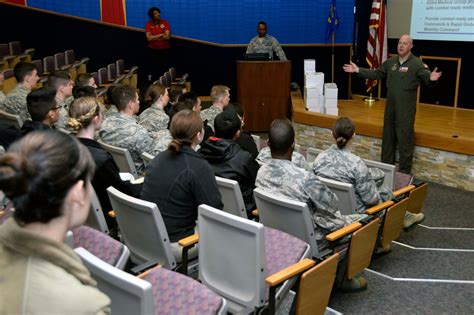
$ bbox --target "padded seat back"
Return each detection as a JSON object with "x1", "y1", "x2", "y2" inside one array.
[
  {"x1": 317, "y1": 176, "x2": 358, "y2": 215},
  {"x1": 106, "y1": 187, "x2": 176, "y2": 268}
]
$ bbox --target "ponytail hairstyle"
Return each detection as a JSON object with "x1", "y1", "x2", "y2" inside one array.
[
  {"x1": 168, "y1": 109, "x2": 203, "y2": 154},
  {"x1": 0, "y1": 130, "x2": 95, "y2": 224},
  {"x1": 332, "y1": 117, "x2": 355, "y2": 149},
  {"x1": 67, "y1": 97, "x2": 101, "y2": 134}
]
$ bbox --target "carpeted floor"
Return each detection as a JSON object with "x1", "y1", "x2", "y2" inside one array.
[{"x1": 328, "y1": 181, "x2": 474, "y2": 314}]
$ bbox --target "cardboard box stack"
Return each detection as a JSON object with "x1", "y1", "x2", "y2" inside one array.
[
  {"x1": 302, "y1": 59, "x2": 339, "y2": 115},
  {"x1": 303, "y1": 59, "x2": 325, "y2": 113},
  {"x1": 324, "y1": 83, "x2": 338, "y2": 116}
]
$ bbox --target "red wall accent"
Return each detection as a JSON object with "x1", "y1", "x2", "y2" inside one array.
[
  {"x1": 101, "y1": 0, "x2": 126, "y2": 26},
  {"x1": 5, "y1": 0, "x2": 26, "y2": 5}
]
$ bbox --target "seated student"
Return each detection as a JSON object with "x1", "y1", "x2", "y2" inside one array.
[
  {"x1": 313, "y1": 117, "x2": 424, "y2": 228},
  {"x1": 200, "y1": 85, "x2": 230, "y2": 132},
  {"x1": 75, "y1": 73, "x2": 98, "y2": 88},
  {"x1": 99, "y1": 85, "x2": 162, "y2": 173},
  {"x1": 224, "y1": 102, "x2": 259, "y2": 159},
  {"x1": 73, "y1": 85, "x2": 97, "y2": 99},
  {"x1": 256, "y1": 118, "x2": 367, "y2": 290},
  {"x1": 141, "y1": 110, "x2": 223, "y2": 261},
  {"x1": 138, "y1": 83, "x2": 170, "y2": 133},
  {"x1": 46, "y1": 71, "x2": 74, "y2": 129},
  {"x1": 68, "y1": 96, "x2": 141, "y2": 232},
  {"x1": 1, "y1": 62, "x2": 39, "y2": 122},
  {"x1": 154, "y1": 97, "x2": 205, "y2": 154},
  {"x1": 256, "y1": 119, "x2": 365, "y2": 244},
  {"x1": 199, "y1": 110, "x2": 260, "y2": 216},
  {"x1": 103, "y1": 84, "x2": 119, "y2": 119},
  {"x1": 257, "y1": 144, "x2": 308, "y2": 170},
  {"x1": 21, "y1": 87, "x2": 59, "y2": 136},
  {"x1": 179, "y1": 91, "x2": 215, "y2": 138},
  {"x1": 0, "y1": 130, "x2": 110, "y2": 314},
  {"x1": 164, "y1": 83, "x2": 186, "y2": 116}
]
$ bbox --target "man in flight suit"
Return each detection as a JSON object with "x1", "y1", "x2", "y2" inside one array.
[{"x1": 343, "y1": 34, "x2": 442, "y2": 174}]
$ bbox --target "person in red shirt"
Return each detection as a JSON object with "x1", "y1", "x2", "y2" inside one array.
[{"x1": 145, "y1": 7, "x2": 171, "y2": 81}]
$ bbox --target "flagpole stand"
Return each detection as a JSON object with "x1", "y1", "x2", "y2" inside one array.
[{"x1": 363, "y1": 91, "x2": 379, "y2": 105}]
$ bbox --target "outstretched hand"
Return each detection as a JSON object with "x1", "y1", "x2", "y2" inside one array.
[
  {"x1": 343, "y1": 61, "x2": 359, "y2": 73},
  {"x1": 430, "y1": 67, "x2": 442, "y2": 81}
]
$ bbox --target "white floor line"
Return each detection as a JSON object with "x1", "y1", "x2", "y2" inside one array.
[
  {"x1": 419, "y1": 224, "x2": 474, "y2": 231},
  {"x1": 392, "y1": 241, "x2": 474, "y2": 253},
  {"x1": 365, "y1": 268, "x2": 474, "y2": 284}
]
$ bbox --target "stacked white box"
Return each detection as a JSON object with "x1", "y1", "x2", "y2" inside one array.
[
  {"x1": 304, "y1": 59, "x2": 316, "y2": 73},
  {"x1": 324, "y1": 83, "x2": 338, "y2": 116},
  {"x1": 304, "y1": 72, "x2": 324, "y2": 88}
]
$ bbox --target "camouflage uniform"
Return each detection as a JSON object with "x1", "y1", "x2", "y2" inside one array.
[
  {"x1": 2, "y1": 84, "x2": 31, "y2": 122},
  {"x1": 104, "y1": 105, "x2": 119, "y2": 119},
  {"x1": 54, "y1": 97, "x2": 73, "y2": 130},
  {"x1": 246, "y1": 35, "x2": 287, "y2": 61},
  {"x1": 256, "y1": 158, "x2": 364, "y2": 244},
  {"x1": 0, "y1": 91, "x2": 5, "y2": 107},
  {"x1": 138, "y1": 106, "x2": 169, "y2": 133},
  {"x1": 257, "y1": 146, "x2": 309, "y2": 170},
  {"x1": 313, "y1": 144, "x2": 393, "y2": 213},
  {"x1": 99, "y1": 113, "x2": 161, "y2": 173},
  {"x1": 200, "y1": 105, "x2": 222, "y2": 132},
  {"x1": 152, "y1": 129, "x2": 173, "y2": 154}
]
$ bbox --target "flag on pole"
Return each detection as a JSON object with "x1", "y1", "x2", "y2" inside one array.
[
  {"x1": 326, "y1": 0, "x2": 340, "y2": 40},
  {"x1": 366, "y1": 0, "x2": 387, "y2": 92}
]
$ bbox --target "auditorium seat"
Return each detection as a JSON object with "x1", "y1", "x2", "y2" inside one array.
[
  {"x1": 198, "y1": 204, "x2": 313, "y2": 314},
  {"x1": 9, "y1": 41, "x2": 34, "y2": 62},
  {"x1": 70, "y1": 225, "x2": 130, "y2": 270},
  {"x1": 116, "y1": 59, "x2": 138, "y2": 88},
  {"x1": 97, "y1": 67, "x2": 108, "y2": 86},
  {"x1": 75, "y1": 248, "x2": 228, "y2": 315},
  {"x1": 64, "y1": 49, "x2": 89, "y2": 75},
  {"x1": 43, "y1": 56, "x2": 55, "y2": 75},
  {"x1": 293, "y1": 252, "x2": 339, "y2": 315},
  {"x1": 0, "y1": 43, "x2": 21, "y2": 69},
  {"x1": 306, "y1": 147, "x2": 323, "y2": 163},
  {"x1": 254, "y1": 188, "x2": 381, "y2": 290},
  {"x1": 106, "y1": 187, "x2": 198, "y2": 275},
  {"x1": 364, "y1": 159, "x2": 396, "y2": 191},
  {"x1": 215, "y1": 176, "x2": 248, "y2": 219},
  {"x1": 316, "y1": 176, "x2": 359, "y2": 215},
  {"x1": 85, "y1": 187, "x2": 110, "y2": 235},
  {"x1": 251, "y1": 134, "x2": 262, "y2": 151},
  {"x1": 0, "y1": 69, "x2": 17, "y2": 94},
  {"x1": 107, "y1": 63, "x2": 125, "y2": 84},
  {"x1": 97, "y1": 140, "x2": 139, "y2": 179},
  {"x1": 54, "y1": 52, "x2": 75, "y2": 79},
  {"x1": 141, "y1": 152, "x2": 155, "y2": 168},
  {"x1": 30, "y1": 59, "x2": 48, "y2": 85},
  {"x1": 0, "y1": 109, "x2": 22, "y2": 129}
]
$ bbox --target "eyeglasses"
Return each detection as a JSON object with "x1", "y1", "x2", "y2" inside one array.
[{"x1": 52, "y1": 106, "x2": 62, "y2": 111}]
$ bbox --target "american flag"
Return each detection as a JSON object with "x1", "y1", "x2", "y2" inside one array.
[{"x1": 366, "y1": 0, "x2": 387, "y2": 92}]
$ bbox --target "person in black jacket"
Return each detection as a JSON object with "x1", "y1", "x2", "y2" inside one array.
[
  {"x1": 68, "y1": 96, "x2": 141, "y2": 232},
  {"x1": 141, "y1": 109, "x2": 223, "y2": 261},
  {"x1": 199, "y1": 109, "x2": 259, "y2": 217},
  {"x1": 224, "y1": 102, "x2": 259, "y2": 159}
]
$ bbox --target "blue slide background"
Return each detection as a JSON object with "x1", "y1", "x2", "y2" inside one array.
[{"x1": 27, "y1": 0, "x2": 355, "y2": 44}]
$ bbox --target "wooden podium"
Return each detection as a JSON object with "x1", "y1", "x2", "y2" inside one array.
[{"x1": 236, "y1": 60, "x2": 291, "y2": 132}]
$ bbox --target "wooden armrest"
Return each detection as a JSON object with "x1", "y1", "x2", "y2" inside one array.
[
  {"x1": 107, "y1": 210, "x2": 116, "y2": 218},
  {"x1": 265, "y1": 258, "x2": 315, "y2": 287},
  {"x1": 325, "y1": 222, "x2": 363, "y2": 242},
  {"x1": 393, "y1": 185, "x2": 416, "y2": 197},
  {"x1": 252, "y1": 209, "x2": 259, "y2": 217},
  {"x1": 178, "y1": 233, "x2": 199, "y2": 247},
  {"x1": 365, "y1": 200, "x2": 394, "y2": 215},
  {"x1": 137, "y1": 264, "x2": 162, "y2": 280}
]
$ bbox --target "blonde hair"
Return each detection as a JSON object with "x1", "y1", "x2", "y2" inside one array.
[
  {"x1": 67, "y1": 97, "x2": 101, "y2": 133},
  {"x1": 210, "y1": 85, "x2": 230, "y2": 102}
]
